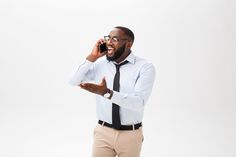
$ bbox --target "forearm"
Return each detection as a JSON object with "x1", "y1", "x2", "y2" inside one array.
[
  {"x1": 68, "y1": 59, "x2": 94, "y2": 86},
  {"x1": 86, "y1": 54, "x2": 98, "y2": 62},
  {"x1": 69, "y1": 39, "x2": 106, "y2": 86},
  {"x1": 110, "y1": 91, "x2": 147, "y2": 113}
]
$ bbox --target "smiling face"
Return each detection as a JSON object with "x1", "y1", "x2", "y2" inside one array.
[{"x1": 105, "y1": 28, "x2": 132, "y2": 63}]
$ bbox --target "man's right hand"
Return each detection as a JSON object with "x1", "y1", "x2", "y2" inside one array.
[{"x1": 86, "y1": 39, "x2": 106, "y2": 62}]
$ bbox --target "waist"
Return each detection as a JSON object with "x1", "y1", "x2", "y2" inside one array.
[{"x1": 98, "y1": 120, "x2": 142, "y2": 131}]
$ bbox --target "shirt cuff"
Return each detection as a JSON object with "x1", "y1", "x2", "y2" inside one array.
[{"x1": 110, "y1": 91, "x2": 128, "y2": 107}]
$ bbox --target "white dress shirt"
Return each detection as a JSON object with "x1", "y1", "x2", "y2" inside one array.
[{"x1": 69, "y1": 52, "x2": 155, "y2": 125}]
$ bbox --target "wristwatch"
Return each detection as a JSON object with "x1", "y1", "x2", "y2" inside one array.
[{"x1": 103, "y1": 89, "x2": 112, "y2": 99}]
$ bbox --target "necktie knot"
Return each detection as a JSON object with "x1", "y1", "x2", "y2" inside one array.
[
  {"x1": 115, "y1": 60, "x2": 129, "y2": 71},
  {"x1": 115, "y1": 64, "x2": 120, "y2": 71}
]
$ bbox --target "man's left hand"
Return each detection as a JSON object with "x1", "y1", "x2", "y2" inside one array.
[{"x1": 79, "y1": 77, "x2": 108, "y2": 96}]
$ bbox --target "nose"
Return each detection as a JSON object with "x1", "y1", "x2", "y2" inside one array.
[{"x1": 106, "y1": 38, "x2": 113, "y2": 45}]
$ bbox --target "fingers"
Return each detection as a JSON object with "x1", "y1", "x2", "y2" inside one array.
[
  {"x1": 97, "y1": 38, "x2": 106, "y2": 47},
  {"x1": 80, "y1": 83, "x2": 98, "y2": 92},
  {"x1": 79, "y1": 77, "x2": 107, "y2": 96},
  {"x1": 80, "y1": 83, "x2": 92, "y2": 89},
  {"x1": 99, "y1": 38, "x2": 105, "y2": 44}
]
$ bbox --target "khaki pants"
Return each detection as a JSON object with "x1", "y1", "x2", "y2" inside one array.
[{"x1": 92, "y1": 124, "x2": 144, "y2": 157}]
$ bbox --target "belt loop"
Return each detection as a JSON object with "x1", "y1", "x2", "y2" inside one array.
[
  {"x1": 102, "y1": 121, "x2": 105, "y2": 126},
  {"x1": 132, "y1": 124, "x2": 135, "y2": 131}
]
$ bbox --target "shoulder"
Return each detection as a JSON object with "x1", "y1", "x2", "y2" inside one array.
[
  {"x1": 134, "y1": 55, "x2": 155, "y2": 71},
  {"x1": 93, "y1": 57, "x2": 109, "y2": 67}
]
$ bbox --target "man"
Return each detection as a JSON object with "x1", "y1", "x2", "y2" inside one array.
[{"x1": 69, "y1": 26, "x2": 155, "y2": 157}]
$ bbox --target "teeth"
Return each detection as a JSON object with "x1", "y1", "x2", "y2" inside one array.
[{"x1": 107, "y1": 48, "x2": 113, "y2": 54}]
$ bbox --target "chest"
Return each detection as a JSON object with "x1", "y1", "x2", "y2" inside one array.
[{"x1": 95, "y1": 65, "x2": 140, "y2": 91}]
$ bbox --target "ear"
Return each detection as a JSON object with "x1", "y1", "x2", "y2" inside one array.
[{"x1": 126, "y1": 41, "x2": 133, "y2": 48}]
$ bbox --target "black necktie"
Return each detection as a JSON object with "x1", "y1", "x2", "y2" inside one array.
[{"x1": 112, "y1": 60, "x2": 129, "y2": 129}]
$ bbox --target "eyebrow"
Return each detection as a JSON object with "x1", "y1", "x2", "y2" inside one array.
[{"x1": 108, "y1": 35, "x2": 120, "y2": 38}]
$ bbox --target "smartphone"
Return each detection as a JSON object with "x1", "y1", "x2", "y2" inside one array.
[{"x1": 99, "y1": 43, "x2": 107, "y2": 53}]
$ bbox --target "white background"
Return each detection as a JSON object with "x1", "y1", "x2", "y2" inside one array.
[{"x1": 0, "y1": 0, "x2": 236, "y2": 156}]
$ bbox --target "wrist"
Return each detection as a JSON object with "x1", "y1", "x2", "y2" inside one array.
[
  {"x1": 86, "y1": 54, "x2": 97, "y2": 62},
  {"x1": 103, "y1": 88, "x2": 113, "y2": 99}
]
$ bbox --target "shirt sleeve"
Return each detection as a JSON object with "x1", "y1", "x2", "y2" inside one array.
[
  {"x1": 68, "y1": 59, "x2": 95, "y2": 86},
  {"x1": 110, "y1": 63, "x2": 156, "y2": 113}
]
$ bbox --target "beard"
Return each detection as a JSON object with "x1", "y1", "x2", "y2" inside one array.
[{"x1": 106, "y1": 43, "x2": 126, "y2": 61}]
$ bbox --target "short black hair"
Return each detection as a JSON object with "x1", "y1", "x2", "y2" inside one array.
[{"x1": 114, "y1": 26, "x2": 135, "y2": 42}]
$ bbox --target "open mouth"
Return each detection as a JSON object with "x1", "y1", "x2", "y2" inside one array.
[{"x1": 107, "y1": 47, "x2": 114, "y2": 55}]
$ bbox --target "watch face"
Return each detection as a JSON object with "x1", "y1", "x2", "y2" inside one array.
[{"x1": 104, "y1": 92, "x2": 110, "y2": 98}]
